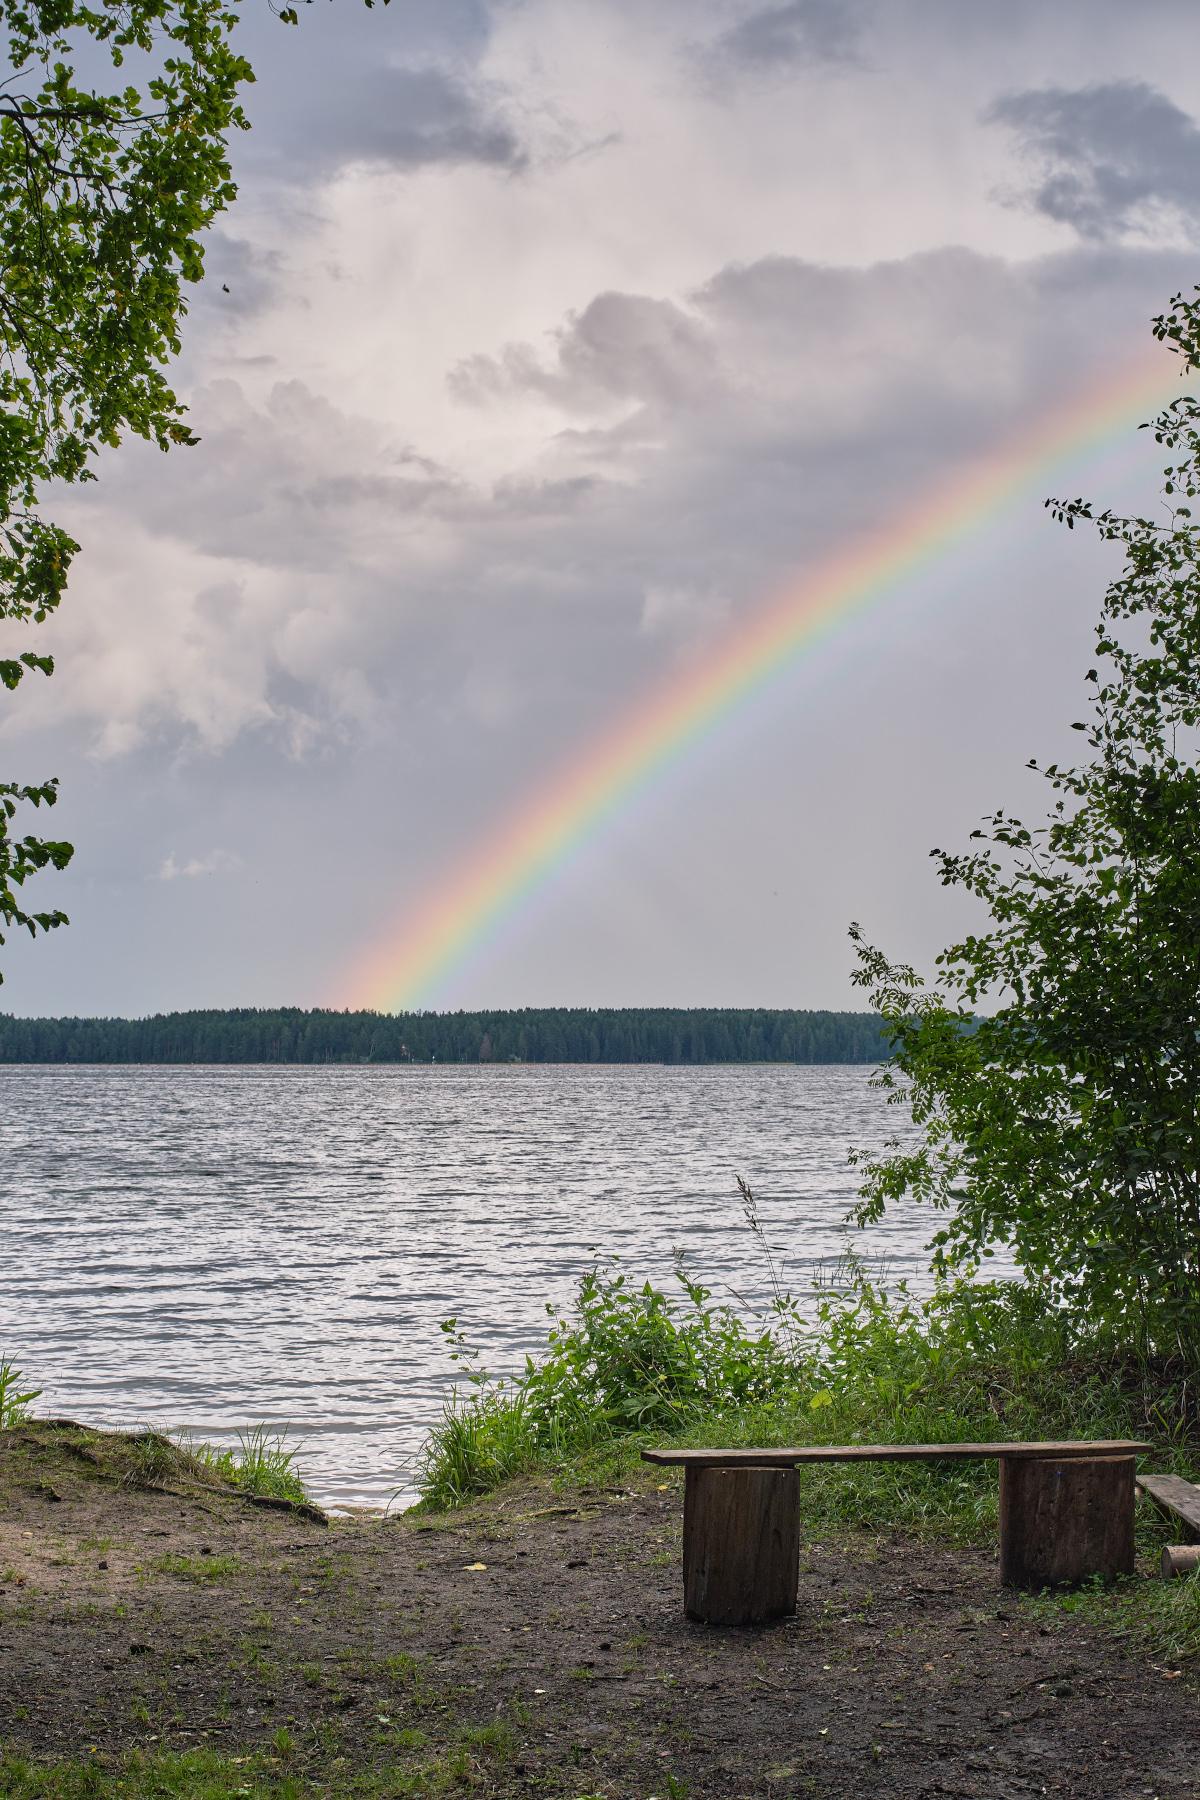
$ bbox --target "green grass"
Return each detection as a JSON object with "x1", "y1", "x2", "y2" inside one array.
[
  {"x1": 418, "y1": 1258, "x2": 1199, "y2": 1530},
  {"x1": 0, "y1": 1416, "x2": 311, "y2": 1516},
  {"x1": 0, "y1": 1748, "x2": 310, "y2": 1799},
  {"x1": 151, "y1": 1553, "x2": 243, "y2": 1585},
  {"x1": 0, "y1": 1718, "x2": 528, "y2": 1800},
  {"x1": 108, "y1": 1428, "x2": 308, "y2": 1506},
  {"x1": 189, "y1": 1427, "x2": 308, "y2": 1504},
  {"x1": 1032, "y1": 1565, "x2": 1200, "y2": 1665},
  {"x1": 121, "y1": 1432, "x2": 187, "y2": 1489},
  {"x1": 0, "y1": 1357, "x2": 41, "y2": 1429},
  {"x1": 0, "y1": 1716, "x2": 524, "y2": 1796}
]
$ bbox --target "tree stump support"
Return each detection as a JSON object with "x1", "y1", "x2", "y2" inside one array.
[
  {"x1": 683, "y1": 1465, "x2": 799, "y2": 1625},
  {"x1": 999, "y1": 1454, "x2": 1135, "y2": 1589},
  {"x1": 1161, "y1": 1544, "x2": 1200, "y2": 1579}
]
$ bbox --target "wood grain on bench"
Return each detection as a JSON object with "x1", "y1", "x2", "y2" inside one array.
[
  {"x1": 642, "y1": 1440, "x2": 1150, "y2": 1467},
  {"x1": 1138, "y1": 1472, "x2": 1200, "y2": 1542}
]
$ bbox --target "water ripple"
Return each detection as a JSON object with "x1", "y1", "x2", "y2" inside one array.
[{"x1": 0, "y1": 1064, "x2": 935, "y2": 1507}]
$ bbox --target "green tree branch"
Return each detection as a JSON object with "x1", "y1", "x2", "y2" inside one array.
[
  {"x1": 851, "y1": 288, "x2": 1200, "y2": 1361},
  {"x1": 0, "y1": 0, "x2": 386, "y2": 982}
]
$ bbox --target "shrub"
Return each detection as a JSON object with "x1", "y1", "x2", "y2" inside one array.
[{"x1": 417, "y1": 1226, "x2": 1198, "y2": 1524}]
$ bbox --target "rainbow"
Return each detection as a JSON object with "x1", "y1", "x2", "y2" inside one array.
[{"x1": 345, "y1": 352, "x2": 1176, "y2": 1011}]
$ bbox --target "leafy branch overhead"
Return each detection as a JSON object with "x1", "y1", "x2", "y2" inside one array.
[
  {"x1": 0, "y1": 0, "x2": 388, "y2": 981},
  {"x1": 851, "y1": 286, "x2": 1200, "y2": 1359},
  {"x1": 0, "y1": 0, "x2": 257, "y2": 971}
]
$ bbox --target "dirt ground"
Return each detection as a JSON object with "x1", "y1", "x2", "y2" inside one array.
[{"x1": 1, "y1": 1425, "x2": 1198, "y2": 1799}]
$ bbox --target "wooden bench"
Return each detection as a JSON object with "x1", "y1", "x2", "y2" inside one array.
[
  {"x1": 643, "y1": 1440, "x2": 1150, "y2": 1624},
  {"x1": 1137, "y1": 1472, "x2": 1200, "y2": 1578}
]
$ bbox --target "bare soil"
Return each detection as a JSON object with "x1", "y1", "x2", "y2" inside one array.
[{"x1": 1, "y1": 1425, "x2": 1198, "y2": 1798}]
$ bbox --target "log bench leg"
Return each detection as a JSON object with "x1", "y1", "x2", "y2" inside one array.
[
  {"x1": 999, "y1": 1455, "x2": 1135, "y2": 1589},
  {"x1": 683, "y1": 1464, "x2": 799, "y2": 1625}
]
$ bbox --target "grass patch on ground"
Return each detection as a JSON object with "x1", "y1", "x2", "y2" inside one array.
[
  {"x1": 1030, "y1": 1566, "x2": 1200, "y2": 1666},
  {"x1": 151, "y1": 1552, "x2": 243, "y2": 1584},
  {"x1": 0, "y1": 1722, "x2": 523, "y2": 1799},
  {"x1": 0, "y1": 1748, "x2": 309, "y2": 1800},
  {"x1": 189, "y1": 1427, "x2": 308, "y2": 1505}
]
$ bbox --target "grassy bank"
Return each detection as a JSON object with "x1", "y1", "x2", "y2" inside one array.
[{"x1": 0, "y1": 1362, "x2": 311, "y2": 1513}]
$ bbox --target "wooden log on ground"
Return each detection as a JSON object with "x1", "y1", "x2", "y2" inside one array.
[
  {"x1": 1161, "y1": 1544, "x2": 1200, "y2": 1579},
  {"x1": 999, "y1": 1455, "x2": 1135, "y2": 1590},
  {"x1": 683, "y1": 1465, "x2": 799, "y2": 1625}
]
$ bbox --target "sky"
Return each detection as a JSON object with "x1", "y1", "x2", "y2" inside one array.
[{"x1": 3, "y1": 0, "x2": 1200, "y2": 1015}]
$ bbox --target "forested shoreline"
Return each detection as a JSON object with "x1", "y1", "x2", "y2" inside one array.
[{"x1": 0, "y1": 1006, "x2": 888, "y2": 1065}]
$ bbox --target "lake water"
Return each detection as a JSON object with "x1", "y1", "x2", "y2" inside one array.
[{"x1": 0, "y1": 1064, "x2": 937, "y2": 1509}]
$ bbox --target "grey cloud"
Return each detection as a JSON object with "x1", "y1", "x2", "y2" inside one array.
[
  {"x1": 119, "y1": 379, "x2": 462, "y2": 573},
  {"x1": 701, "y1": 0, "x2": 863, "y2": 75},
  {"x1": 489, "y1": 474, "x2": 606, "y2": 516},
  {"x1": 458, "y1": 244, "x2": 1197, "y2": 497},
  {"x1": 196, "y1": 232, "x2": 285, "y2": 319},
  {"x1": 450, "y1": 292, "x2": 717, "y2": 414},
  {"x1": 228, "y1": 1, "x2": 523, "y2": 180},
  {"x1": 302, "y1": 66, "x2": 527, "y2": 174},
  {"x1": 235, "y1": 0, "x2": 495, "y2": 76},
  {"x1": 451, "y1": 246, "x2": 1091, "y2": 455},
  {"x1": 21, "y1": 241, "x2": 1188, "y2": 783},
  {"x1": 159, "y1": 849, "x2": 241, "y2": 881},
  {"x1": 989, "y1": 81, "x2": 1200, "y2": 241}
]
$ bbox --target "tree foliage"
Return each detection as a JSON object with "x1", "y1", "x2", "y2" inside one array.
[
  {"x1": 850, "y1": 287, "x2": 1200, "y2": 1358},
  {"x1": 0, "y1": 0, "x2": 260, "y2": 978}
]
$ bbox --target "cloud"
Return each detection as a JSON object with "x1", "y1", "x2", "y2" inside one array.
[
  {"x1": 225, "y1": 0, "x2": 526, "y2": 184},
  {"x1": 451, "y1": 245, "x2": 1118, "y2": 454},
  {"x1": 988, "y1": 81, "x2": 1200, "y2": 241},
  {"x1": 332, "y1": 67, "x2": 526, "y2": 173},
  {"x1": 640, "y1": 584, "x2": 731, "y2": 642},
  {"x1": 194, "y1": 232, "x2": 286, "y2": 320},
  {"x1": 7, "y1": 239, "x2": 1180, "y2": 801},
  {"x1": 279, "y1": 66, "x2": 527, "y2": 175},
  {"x1": 449, "y1": 291, "x2": 717, "y2": 415},
  {"x1": 159, "y1": 849, "x2": 241, "y2": 881},
  {"x1": 700, "y1": 0, "x2": 863, "y2": 77},
  {"x1": 105, "y1": 378, "x2": 461, "y2": 574}
]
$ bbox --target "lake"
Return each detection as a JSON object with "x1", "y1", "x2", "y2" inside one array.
[{"x1": 0, "y1": 1063, "x2": 936, "y2": 1509}]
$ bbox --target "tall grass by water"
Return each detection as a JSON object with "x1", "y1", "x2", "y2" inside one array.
[
  {"x1": 110, "y1": 1424, "x2": 308, "y2": 1503},
  {"x1": 189, "y1": 1425, "x2": 309, "y2": 1504},
  {"x1": 0, "y1": 1378, "x2": 308, "y2": 1506},
  {"x1": 0, "y1": 1355, "x2": 40, "y2": 1428},
  {"x1": 417, "y1": 1184, "x2": 1200, "y2": 1537}
]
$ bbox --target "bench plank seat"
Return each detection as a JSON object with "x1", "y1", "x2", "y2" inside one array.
[
  {"x1": 1138, "y1": 1473, "x2": 1200, "y2": 1542},
  {"x1": 643, "y1": 1439, "x2": 1149, "y2": 1468}
]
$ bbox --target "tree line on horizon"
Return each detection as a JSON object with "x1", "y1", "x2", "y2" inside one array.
[{"x1": 0, "y1": 1007, "x2": 890, "y2": 1066}]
